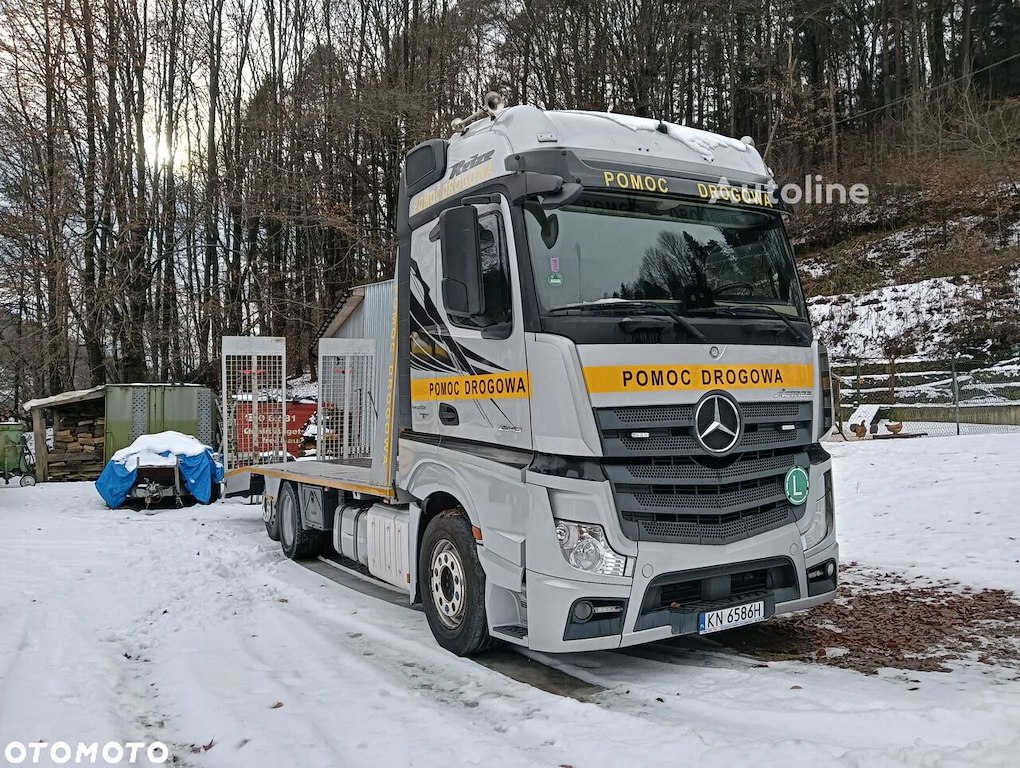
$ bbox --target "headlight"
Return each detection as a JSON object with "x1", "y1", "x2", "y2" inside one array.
[
  {"x1": 553, "y1": 520, "x2": 628, "y2": 577},
  {"x1": 802, "y1": 470, "x2": 835, "y2": 551}
]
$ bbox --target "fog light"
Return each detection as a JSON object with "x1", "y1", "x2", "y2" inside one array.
[
  {"x1": 807, "y1": 559, "x2": 838, "y2": 597},
  {"x1": 808, "y1": 560, "x2": 837, "y2": 583},
  {"x1": 573, "y1": 600, "x2": 594, "y2": 623}
]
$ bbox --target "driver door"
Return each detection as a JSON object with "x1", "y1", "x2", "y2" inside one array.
[{"x1": 432, "y1": 198, "x2": 532, "y2": 452}]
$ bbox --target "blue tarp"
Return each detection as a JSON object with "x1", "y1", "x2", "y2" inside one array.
[{"x1": 96, "y1": 448, "x2": 223, "y2": 508}]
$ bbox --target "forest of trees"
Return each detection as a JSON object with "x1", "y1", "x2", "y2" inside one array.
[{"x1": 0, "y1": 0, "x2": 1017, "y2": 405}]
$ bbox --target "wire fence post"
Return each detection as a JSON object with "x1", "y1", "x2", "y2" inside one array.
[
  {"x1": 855, "y1": 358, "x2": 862, "y2": 408},
  {"x1": 951, "y1": 358, "x2": 961, "y2": 436},
  {"x1": 888, "y1": 357, "x2": 896, "y2": 406}
]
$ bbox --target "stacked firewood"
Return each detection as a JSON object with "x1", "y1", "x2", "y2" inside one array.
[{"x1": 47, "y1": 417, "x2": 106, "y2": 481}]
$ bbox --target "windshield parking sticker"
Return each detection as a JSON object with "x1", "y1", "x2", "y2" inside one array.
[
  {"x1": 583, "y1": 364, "x2": 814, "y2": 393},
  {"x1": 547, "y1": 255, "x2": 562, "y2": 286}
]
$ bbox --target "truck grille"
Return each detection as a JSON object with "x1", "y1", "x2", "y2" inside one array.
[
  {"x1": 596, "y1": 401, "x2": 813, "y2": 544},
  {"x1": 624, "y1": 502, "x2": 794, "y2": 543},
  {"x1": 597, "y1": 401, "x2": 812, "y2": 458}
]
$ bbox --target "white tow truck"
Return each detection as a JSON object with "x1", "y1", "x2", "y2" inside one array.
[{"x1": 224, "y1": 94, "x2": 839, "y2": 656}]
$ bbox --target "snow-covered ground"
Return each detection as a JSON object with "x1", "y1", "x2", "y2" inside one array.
[
  {"x1": 828, "y1": 433, "x2": 1020, "y2": 593},
  {"x1": 2, "y1": 435, "x2": 1020, "y2": 767}
]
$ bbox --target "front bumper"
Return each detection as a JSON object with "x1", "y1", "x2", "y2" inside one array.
[
  {"x1": 512, "y1": 443, "x2": 838, "y2": 653},
  {"x1": 522, "y1": 529, "x2": 839, "y2": 653}
]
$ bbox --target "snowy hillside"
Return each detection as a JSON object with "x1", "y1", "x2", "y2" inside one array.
[
  {"x1": 808, "y1": 269, "x2": 1020, "y2": 359},
  {"x1": 2, "y1": 434, "x2": 1020, "y2": 766},
  {"x1": 795, "y1": 183, "x2": 1020, "y2": 361}
]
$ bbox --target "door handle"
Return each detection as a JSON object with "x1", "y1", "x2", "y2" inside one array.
[{"x1": 439, "y1": 403, "x2": 459, "y2": 426}]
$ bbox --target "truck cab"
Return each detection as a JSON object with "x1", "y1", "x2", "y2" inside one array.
[{"x1": 393, "y1": 100, "x2": 838, "y2": 654}]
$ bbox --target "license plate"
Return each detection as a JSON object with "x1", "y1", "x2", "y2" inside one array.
[{"x1": 698, "y1": 601, "x2": 765, "y2": 634}]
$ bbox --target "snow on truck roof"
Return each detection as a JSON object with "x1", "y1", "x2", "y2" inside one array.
[{"x1": 450, "y1": 105, "x2": 773, "y2": 184}]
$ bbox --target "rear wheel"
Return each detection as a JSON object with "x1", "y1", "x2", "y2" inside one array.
[
  {"x1": 19, "y1": 474, "x2": 36, "y2": 487},
  {"x1": 279, "y1": 483, "x2": 322, "y2": 560},
  {"x1": 419, "y1": 510, "x2": 496, "y2": 656},
  {"x1": 263, "y1": 495, "x2": 281, "y2": 541}
]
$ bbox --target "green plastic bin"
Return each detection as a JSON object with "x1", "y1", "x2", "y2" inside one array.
[{"x1": 0, "y1": 421, "x2": 35, "y2": 485}]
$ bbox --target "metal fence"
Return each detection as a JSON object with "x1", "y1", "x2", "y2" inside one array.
[{"x1": 831, "y1": 357, "x2": 1020, "y2": 440}]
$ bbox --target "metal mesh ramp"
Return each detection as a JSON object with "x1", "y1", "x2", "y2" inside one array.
[
  {"x1": 221, "y1": 337, "x2": 287, "y2": 494},
  {"x1": 318, "y1": 338, "x2": 376, "y2": 463}
]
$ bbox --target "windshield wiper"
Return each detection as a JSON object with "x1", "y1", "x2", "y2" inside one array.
[
  {"x1": 688, "y1": 305, "x2": 810, "y2": 343},
  {"x1": 546, "y1": 300, "x2": 706, "y2": 341}
]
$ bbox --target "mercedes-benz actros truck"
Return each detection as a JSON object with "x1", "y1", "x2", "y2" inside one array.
[{"x1": 230, "y1": 94, "x2": 839, "y2": 656}]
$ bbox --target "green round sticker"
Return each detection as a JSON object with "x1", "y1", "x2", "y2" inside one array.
[
  {"x1": 785, "y1": 466, "x2": 810, "y2": 506},
  {"x1": 548, "y1": 273, "x2": 563, "y2": 286}
]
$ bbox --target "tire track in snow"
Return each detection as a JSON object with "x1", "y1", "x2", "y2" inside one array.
[
  {"x1": 287, "y1": 551, "x2": 1020, "y2": 767},
  {"x1": 7, "y1": 488, "x2": 1019, "y2": 767}
]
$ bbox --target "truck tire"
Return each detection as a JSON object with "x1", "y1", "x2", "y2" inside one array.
[
  {"x1": 419, "y1": 509, "x2": 498, "y2": 656},
  {"x1": 264, "y1": 495, "x2": 281, "y2": 541},
  {"x1": 278, "y1": 482, "x2": 322, "y2": 560}
]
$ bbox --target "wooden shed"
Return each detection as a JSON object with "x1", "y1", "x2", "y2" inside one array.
[{"x1": 21, "y1": 387, "x2": 107, "y2": 481}]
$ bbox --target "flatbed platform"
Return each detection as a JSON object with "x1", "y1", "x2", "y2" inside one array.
[{"x1": 225, "y1": 460, "x2": 396, "y2": 498}]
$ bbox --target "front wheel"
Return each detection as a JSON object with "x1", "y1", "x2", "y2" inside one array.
[
  {"x1": 419, "y1": 510, "x2": 497, "y2": 657},
  {"x1": 19, "y1": 474, "x2": 36, "y2": 487}
]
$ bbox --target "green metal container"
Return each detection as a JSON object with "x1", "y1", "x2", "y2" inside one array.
[
  {"x1": 104, "y1": 385, "x2": 215, "y2": 457},
  {"x1": 0, "y1": 421, "x2": 28, "y2": 477}
]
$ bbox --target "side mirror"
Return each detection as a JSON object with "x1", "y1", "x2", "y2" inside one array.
[{"x1": 439, "y1": 206, "x2": 484, "y2": 317}]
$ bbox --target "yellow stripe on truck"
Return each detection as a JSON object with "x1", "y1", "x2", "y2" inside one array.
[
  {"x1": 411, "y1": 372, "x2": 531, "y2": 401},
  {"x1": 583, "y1": 364, "x2": 814, "y2": 393}
]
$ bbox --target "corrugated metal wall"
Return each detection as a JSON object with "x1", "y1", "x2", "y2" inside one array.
[
  {"x1": 329, "y1": 280, "x2": 395, "y2": 483},
  {"x1": 333, "y1": 281, "x2": 394, "y2": 422}
]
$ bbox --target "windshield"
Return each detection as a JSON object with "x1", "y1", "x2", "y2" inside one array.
[{"x1": 523, "y1": 192, "x2": 808, "y2": 320}]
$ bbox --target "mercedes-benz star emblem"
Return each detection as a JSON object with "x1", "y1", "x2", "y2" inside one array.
[{"x1": 693, "y1": 392, "x2": 742, "y2": 454}]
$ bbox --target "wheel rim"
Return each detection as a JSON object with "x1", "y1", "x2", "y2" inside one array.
[
  {"x1": 430, "y1": 539, "x2": 466, "y2": 629},
  {"x1": 280, "y1": 494, "x2": 295, "y2": 546},
  {"x1": 263, "y1": 497, "x2": 275, "y2": 525}
]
